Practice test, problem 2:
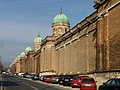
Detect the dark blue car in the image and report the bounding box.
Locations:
[99,78,120,90]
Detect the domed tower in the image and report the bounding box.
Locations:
[33,34,42,51]
[25,47,32,54]
[20,52,25,58]
[52,10,70,38]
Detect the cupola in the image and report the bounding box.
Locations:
[52,10,70,38]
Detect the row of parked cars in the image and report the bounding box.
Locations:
[16,73,120,90]
[41,75,97,90]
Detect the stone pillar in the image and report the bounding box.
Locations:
[104,12,110,70]
[58,49,60,74]
[63,45,66,74]
[54,49,59,74]
[86,33,89,72]
[25,59,27,73]
[59,47,65,74]
[22,58,25,73]
[36,55,40,74]
[97,10,110,71]
[20,60,22,73]
[97,15,103,71]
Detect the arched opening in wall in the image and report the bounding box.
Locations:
[65,28,67,33]
[53,28,57,34]
[58,28,62,32]
[53,28,55,31]
[53,28,55,33]
[56,28,58,32]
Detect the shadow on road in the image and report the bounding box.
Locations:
[0,81,20,87]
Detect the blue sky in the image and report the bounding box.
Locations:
[0,0,95,67]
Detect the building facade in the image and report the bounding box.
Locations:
[9,0,120,78]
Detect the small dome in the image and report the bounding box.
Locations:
[17,55,21,61]
[14,58,18,63]
[17,55,21,59]
[20,52,25,58]
[25,47,32,53]
[53,13,69,24]
[34,34,42,43]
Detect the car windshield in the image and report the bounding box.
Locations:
[106,79,120,85]
[73,77,80,80]
[64,75,75,78]
[82,78,94,83]
[52,75,59,78]
[45,76,52,78]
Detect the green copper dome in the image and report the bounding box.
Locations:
[34,34,42,43]
[20,52,25,58]
[17,55,21,61]
[14,58,18,63]
[53,13,69,24]
[25,47,32,53]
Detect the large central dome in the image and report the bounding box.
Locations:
[53,12,69,24]
[52,11,70,38]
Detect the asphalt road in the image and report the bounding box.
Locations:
[0,74,72,90]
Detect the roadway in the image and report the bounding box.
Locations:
[0,74,74,90]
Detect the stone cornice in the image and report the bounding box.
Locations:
[55,11,97,46]
[55,27,96,50]
[34,49,41,57]
[97,0,120,17]
[26,50,35,57]
[41,36,56,46]
[93,0,107,9]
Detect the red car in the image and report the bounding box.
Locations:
[71,75,89,88]
[44,75,52,83]
[80,77,97,90]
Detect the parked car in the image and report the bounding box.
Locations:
[43,75,52,83]
[18,73,24,77]
[32,74,39,80]
[23,73,34,78]
[39,75,44,81]
[80,77,97,90]
[63,75,77,86]
[51,75,59,84]
[98,78,120,90]
[58,75,65,85]
[71,75,89,88]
